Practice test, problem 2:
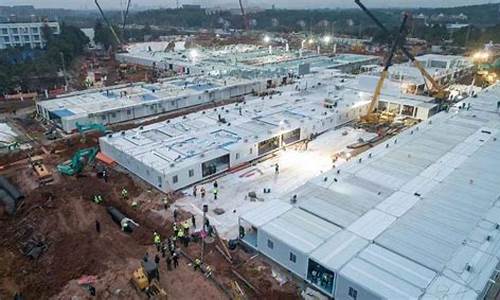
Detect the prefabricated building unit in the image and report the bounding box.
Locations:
[36,77,266,133]
[99,81,371,193]
[239,82,500,299]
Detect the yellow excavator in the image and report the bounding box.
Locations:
[131,258,167,299]
[356,0,449,102]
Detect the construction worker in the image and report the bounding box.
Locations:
[93,194,103,204]
[213,188,218,200]
[173,223,179,237]
[121,188,128,199]
[172,252,179,269]
[201,187,206,199]
[213,180,218,189]
[182,221,190,236]
[153,232,161,251]
[177,227,185,243]
[275,163,280,174]
[191,214,196,229]
[205,265,213,278]
[193,185,197,197]
[162,197,168,209]
[154,254,160,266]
[193,258,202,271]
[173,208,178,221]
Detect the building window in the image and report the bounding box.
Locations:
[111,112,116,118]
[188,169,194,177]
[33,35,40,41]
[127,109,131,115]
[172,175,178,184]
[235,153,240,160]
[348,287,358,299]
[32,27,38,33]
[249,148,253,154]
[3,37,9,43]
[289,252,296,263]
[1,29,7,34]
[267,239,274,249]
[101,115,106,120]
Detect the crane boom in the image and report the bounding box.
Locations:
[238,0,250,31]
[367,13,409,116]
[354,0,446,99]
[95,0,122,46]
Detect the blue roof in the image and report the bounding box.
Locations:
[52,109,75,118]
[190,83,218,91]
[142,94,159,101]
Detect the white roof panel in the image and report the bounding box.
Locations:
[239,200,292,228]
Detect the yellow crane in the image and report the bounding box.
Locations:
[360,13,409,124]
[355,0,448,101]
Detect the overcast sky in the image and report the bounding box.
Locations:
[0,0,499,10]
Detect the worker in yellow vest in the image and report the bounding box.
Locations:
[182,221,190,236]
[153,231,161,251]
[121,188,128,199]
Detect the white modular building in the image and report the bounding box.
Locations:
[99,74,373,192]
[368,54,475,95]
[239,82,500,299]
[116,42,380,79]
[36,77,266,133]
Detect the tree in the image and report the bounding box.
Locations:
[0,24,89,94]
[94,20,118,50]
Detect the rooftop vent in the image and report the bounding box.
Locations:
[465,264,472,272]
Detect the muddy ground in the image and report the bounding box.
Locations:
[0,135,301,300]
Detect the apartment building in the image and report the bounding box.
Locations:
[0,21,60,49]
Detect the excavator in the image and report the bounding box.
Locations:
[57,147,99,176]
[131,258,167,298]
[355,0,449,101]
[76,122,109,135]
[359,13,409,125]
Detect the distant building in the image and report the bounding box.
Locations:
[181,4,203,10]
[0,21,60,49]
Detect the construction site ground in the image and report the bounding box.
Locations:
[176,126,378,239]
[0,132,302,299]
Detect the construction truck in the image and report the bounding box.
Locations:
[29,155,53,184]
[57,147,98,176]
[131,259,167,299]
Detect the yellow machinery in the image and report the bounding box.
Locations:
[29,155,53,185]
[356,0,449,102]
[359,13,409,125]
[131,259,167,298]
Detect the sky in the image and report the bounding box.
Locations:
[0,0,499,10]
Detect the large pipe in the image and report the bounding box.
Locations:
[107,206,137,232]
[0,176,24,201]
[0,189,16,215]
